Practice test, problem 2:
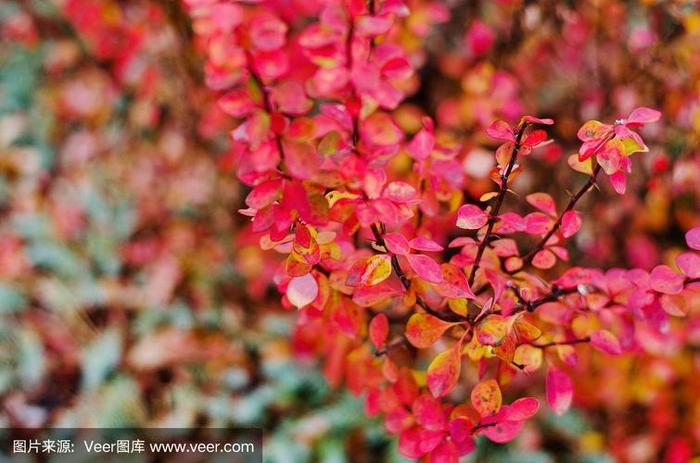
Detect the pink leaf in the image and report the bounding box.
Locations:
[481,420,525,443]
[676,253,700,278]
[485,120,515,142]
[456,204,488,230]
[590,329,622,355]
[532,250,556,269]
[218,89,256,117]
[407,254,444,283]
[524,212,551,235]
[545,365,573,416]
[362,112,403,146]
[287,273,318,308]
[506,397,540,421]
[626,107,661,125]
[650,265,684,295]
[369,313,389,350]
[384,232,410,255]
[686,227,700,250]
[283,140,321,180]
[406,126,434,160]
[523,115,554,125]
[609,171,627,195]
[429,441,460,463]
[561,210,582,238]
[245,178,283,209]
[383,181,418,203]
[249,14,288,51]
[409,236,444,252]
[270,81,312,115]
[412,393,446,430]
[526,192,557,215]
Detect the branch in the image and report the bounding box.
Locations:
[511,284,579,314]
[468,123,528,287]
[370,224,465,323]
[512,163,603,273]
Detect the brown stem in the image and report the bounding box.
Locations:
[468,123,528,287]
[512,163,603,273]
[511,285,579,314]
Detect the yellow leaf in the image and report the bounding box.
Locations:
[363,254,392,286]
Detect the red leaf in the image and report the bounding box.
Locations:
[590,329,622,355]
[522,129,547,148]
[412,393,446,430]
[427,342,462,397]
[407,254,444,283]
[405,313,453,348]
[545,365,572,416]
[369,313,389,350]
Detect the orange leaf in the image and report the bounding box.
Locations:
[405,313,454,348]
[427,342,462,397]
[470,379,502,417]
[475,315,509,346]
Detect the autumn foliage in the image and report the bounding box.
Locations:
[182,0,700,461]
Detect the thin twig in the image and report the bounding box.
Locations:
[468,123,528,287]
[514,163,603,272]
[370,224,464,323]
[511,285,579,314]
